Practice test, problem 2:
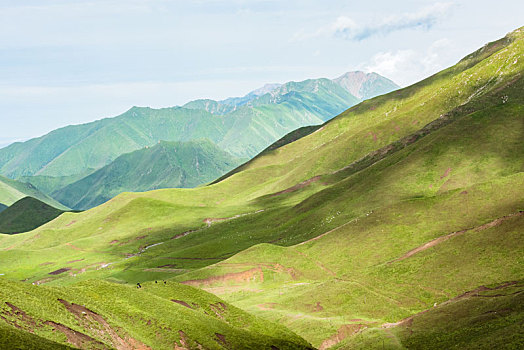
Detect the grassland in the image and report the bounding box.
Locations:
[0,278,312,349]
[0,28,522,348]
[0,197,65,234]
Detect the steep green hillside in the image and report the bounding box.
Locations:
[0,72,396,180]
[0,278,311,349]
[334,281,523,349]
[0,175,68,209]
[54,140,244,210]
[0,28,521,348]
[0,197,65,234]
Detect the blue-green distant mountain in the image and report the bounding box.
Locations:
[0,72,398,181]
[52,139,245,210]
[0,175,69,210]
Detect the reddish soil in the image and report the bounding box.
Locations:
[390,211,523,263]
[175,330,190,350]
[39,262,54,266]
[58,299,151,350]
[48,268,71,275]
[440,167,452,179]
[44,320,106,349]
[65,243,83,251]
[110,240,119,244]
[171,229,198,240]
[67,259,85,264]
[319,324,366,350]
[210,302,227,320]
[271,176,322,197]
[382,281,521,330]
[256,303,280,311]
[175,330,204,350]
[214,333,228,348]
[65,220,77,227]
[181,267,264,287]
[33,277,53,285]
[1,302,37,332]
[171,300,193,309]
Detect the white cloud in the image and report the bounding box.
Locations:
[363,38,451,86]
[294,2,454,42]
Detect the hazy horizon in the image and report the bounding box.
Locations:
[1,0,523,146]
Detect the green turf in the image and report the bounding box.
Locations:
[0,197,65,234]
[0,278,312,349]
[0,27,522,348]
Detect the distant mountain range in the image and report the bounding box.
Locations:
[53,139,245,210]
[0,175,69,210]
[0,71,398,209]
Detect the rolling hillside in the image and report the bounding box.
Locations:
[0,72,397,181]
[0,28,522,349]
[0,197,65,234]
[53,140,245,210]
[0,175,68,209]
[0,278,311,349]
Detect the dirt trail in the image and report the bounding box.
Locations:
[270,176,322,197]
[203,209,265,227]
[390,211,523,263]
[296,215,363,246]
[294,250,336,277]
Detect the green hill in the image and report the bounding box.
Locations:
[0,278,311,349]
[0,72,397,181]
[0,203,6,213]
[53,139,245,210]
[0,28,522,349]
[0,175,68,210]
[0,197,65,234]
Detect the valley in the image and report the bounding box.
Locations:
[0,25,522,350]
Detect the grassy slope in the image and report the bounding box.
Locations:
[0,28,520,283]
[0,278,311,349]
[0,175,69,209]
[0,197,65,234]
[53,139,245,210]
[0,28,522,348]
[333,281,523,349]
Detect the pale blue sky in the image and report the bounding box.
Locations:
[0,0,522,147]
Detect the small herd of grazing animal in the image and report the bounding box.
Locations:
[137,280,167,288]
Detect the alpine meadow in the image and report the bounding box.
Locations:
[0,2,522,350]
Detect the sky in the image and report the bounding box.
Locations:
[0,0,523,147]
